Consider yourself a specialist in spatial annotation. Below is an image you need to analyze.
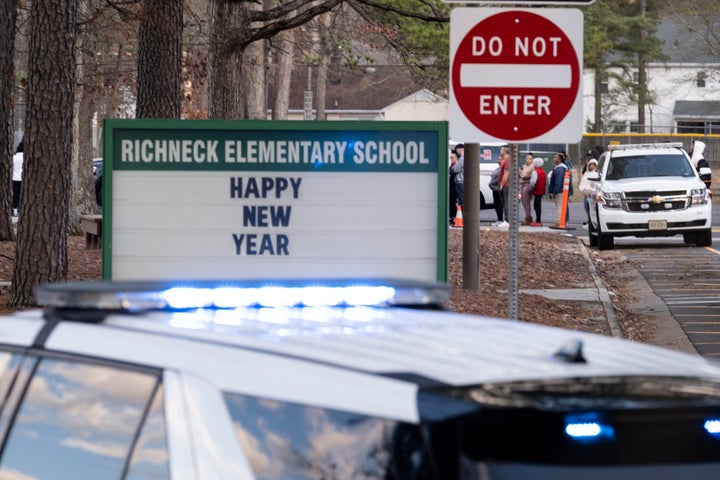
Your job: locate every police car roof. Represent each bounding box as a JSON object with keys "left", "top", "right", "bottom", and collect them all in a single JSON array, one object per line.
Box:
[{"left": 8, "top": 278, "right": 720, "bottom": 421}]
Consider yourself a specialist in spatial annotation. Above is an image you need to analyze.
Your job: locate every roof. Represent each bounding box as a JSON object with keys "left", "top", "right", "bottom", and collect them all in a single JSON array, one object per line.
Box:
[
  {"left": 657, "top": 15, "right": 720, "bottom": 64},
  {"left": 674, "top": 100, "right": 720, "bottom": 119},
  {"left": 10, "top": 302, "right": 720, "bottom": 421},
  {"left": 283, "top": 64, "right": 432, "bottom": 112}
]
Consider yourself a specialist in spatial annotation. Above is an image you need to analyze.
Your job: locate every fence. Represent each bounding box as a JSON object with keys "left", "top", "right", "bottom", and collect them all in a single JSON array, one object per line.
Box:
[
  {"left": 570, "top": 133, "right": 720, "bottom": 167},
  {"left": 566, "top": 133, "right": 720, "bottom": 198}
]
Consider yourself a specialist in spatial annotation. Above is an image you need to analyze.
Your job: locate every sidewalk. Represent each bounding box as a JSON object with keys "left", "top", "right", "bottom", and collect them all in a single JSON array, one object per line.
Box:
[{"left": 460, "top": 200, "right": 698, "bottom": 355}]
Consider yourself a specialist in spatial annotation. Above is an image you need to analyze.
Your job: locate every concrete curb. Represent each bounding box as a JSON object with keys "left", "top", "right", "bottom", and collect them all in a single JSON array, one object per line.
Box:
[{"left": 575, "top": 238, "right": 624, "bottom": 339}]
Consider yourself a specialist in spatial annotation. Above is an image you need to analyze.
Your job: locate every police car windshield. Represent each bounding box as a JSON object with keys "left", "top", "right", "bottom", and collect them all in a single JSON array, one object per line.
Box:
[{"left": 606, "top": 154, "right": 694, "bottom": 180}]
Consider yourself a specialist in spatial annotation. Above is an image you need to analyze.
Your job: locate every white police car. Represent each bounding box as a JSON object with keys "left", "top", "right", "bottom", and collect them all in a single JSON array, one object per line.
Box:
[
  {"left": 586, "top": 142, "right": 712, "bottom": 250},
  {"left": 1, "top": 278, "right": 720, "bottom": 479}
]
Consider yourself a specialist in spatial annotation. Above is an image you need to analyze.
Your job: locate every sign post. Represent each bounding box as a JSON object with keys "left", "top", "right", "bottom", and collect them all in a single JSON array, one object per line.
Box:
[{"left": 449, "top": 8, "right": 583, "bottom": 318}]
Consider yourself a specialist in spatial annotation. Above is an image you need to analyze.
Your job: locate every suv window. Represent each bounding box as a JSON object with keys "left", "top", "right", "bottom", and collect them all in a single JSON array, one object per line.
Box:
[
  {"left": 606, "top": 154, "right": 694, "bottom": 180},
  {"left": 0, "top": 357, "right": 166, "bottom": 480},
  {"left": 225, "top": 393, "right": 433, "bottom": 479}
]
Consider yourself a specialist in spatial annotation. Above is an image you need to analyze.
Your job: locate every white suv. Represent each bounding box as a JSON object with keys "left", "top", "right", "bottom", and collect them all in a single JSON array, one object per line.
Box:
[
  {"left": 0, "top": 278, "right": 719, "bottom": 478},
  {"left": 586, "top": 142, "right": 712, "bottom": 250}
]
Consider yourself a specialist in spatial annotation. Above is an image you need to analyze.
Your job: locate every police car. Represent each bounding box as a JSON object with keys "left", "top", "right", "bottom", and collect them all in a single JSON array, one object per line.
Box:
[
  {"left": 2, "top": 278, "right": 720, "bottom": 479},
  {"left": 586, "top": 142, "right": 712, "bottom": 250}
]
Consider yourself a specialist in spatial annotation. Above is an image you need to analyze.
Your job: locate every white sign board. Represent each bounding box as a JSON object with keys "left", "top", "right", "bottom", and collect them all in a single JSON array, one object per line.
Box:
[
  {"left": 103, "top": 120, "right": 448, "bottom": 282},
  {"left": 449, "top": 8, "right": 584, "bottom": 143}
]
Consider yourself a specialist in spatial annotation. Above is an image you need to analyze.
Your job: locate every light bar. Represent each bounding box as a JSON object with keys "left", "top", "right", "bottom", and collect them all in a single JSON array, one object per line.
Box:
[
  {"left": 565, "top": 422, "right": 602, "bottom": 438},
  {"left": 564, "top": 413, "right": 614, "bottom": 442},
  {"left": 35, "top": 279, "right": 451, "bottom": 315},
  {"left": 704, "top": 419, "right": 720, "bottom": 435},
  {"left": 608, "top": 142, "right": 683, "bottom": 151}
]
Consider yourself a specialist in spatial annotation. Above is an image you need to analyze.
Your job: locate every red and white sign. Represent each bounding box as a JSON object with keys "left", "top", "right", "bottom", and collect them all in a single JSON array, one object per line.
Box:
[{"left": 450, "top": 8, "right": 583, "bottom": 143}]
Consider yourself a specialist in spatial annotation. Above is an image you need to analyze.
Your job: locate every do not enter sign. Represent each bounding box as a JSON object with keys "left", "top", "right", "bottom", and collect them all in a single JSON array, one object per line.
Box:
[{"left": 449, "top": 8, "right": 583, "bottom": 143}]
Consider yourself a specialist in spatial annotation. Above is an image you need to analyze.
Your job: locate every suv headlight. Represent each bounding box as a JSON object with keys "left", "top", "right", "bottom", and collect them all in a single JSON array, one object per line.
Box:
[
  {"left": 600, "top": 191, "right": 623, "bottom": 208},
  {"left": 691, "top": 187, "right": 708, "bottom": 206}
]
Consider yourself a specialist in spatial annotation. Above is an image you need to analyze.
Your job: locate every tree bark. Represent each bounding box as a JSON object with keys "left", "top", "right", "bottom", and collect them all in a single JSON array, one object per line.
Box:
[
  {"left": 70, "top": 6, "right": 98, "bottom": 235},
  {"left": 314, "top": 12, "right": 332, "bottom": 121},
  {"left": 0, "top": 0, "right": 18, "bottom": 241},
  {"left": 0, "top": 0, "right": 17, "bottom": 242},
  {"left": 271, "top": 29, "right": 294, "bottom": 119},
  {"left": 206, "top": 0, "right": 343, "bottom": 120},
  {"left": 207, "top": 0, "right": 243, "bottom": 119},
  {"left": 136, "top": 0, "right": 182, "bottom": 118},
  {"left": 594, "top": 67, "right": 603, "bottom": 132},
  {"left": 10, "top": 0, "right": 78, "bottom": 307},
  {"left": 244, "top": 38, "right": 266, "bottom": 119}
]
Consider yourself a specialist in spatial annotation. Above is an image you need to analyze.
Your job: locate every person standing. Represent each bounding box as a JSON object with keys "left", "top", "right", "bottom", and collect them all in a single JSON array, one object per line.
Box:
[
  {"left": 560, "top": 151, "right": 573, "bottom": 223},
  {"left": 12, "top": 140, "right": 23, "bottom": 217},
  {"left": 449, "top": 151, "right": 458, "bottom": 224},
  {"left": 579, "top": 158, "right": 598, "bottom": 227},
  {"left": 691, "top": 140, "right": 712, "bottom": 195},
  {"left": 548, "top": 152, "right": 569, "bottom": 227},
  {"left": 519, "top": 153, "right": 535, "bottom": 225},
  {"left": 530, "top": 157, "right": 547, "bottom": 226},
  {"left": 489, "top": 157, "right": 504, "bottom": 225},
  {"left": 453, "top": 143, "right": 465, "bottom": 211},
  {"left": 497, "top": 147, "right": 510, "bottom": 227}
]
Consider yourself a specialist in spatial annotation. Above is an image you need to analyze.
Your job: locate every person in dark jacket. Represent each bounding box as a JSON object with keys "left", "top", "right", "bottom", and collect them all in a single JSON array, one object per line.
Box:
[{"left": 548, "top": 153, "right": 569, "bottom": 227}]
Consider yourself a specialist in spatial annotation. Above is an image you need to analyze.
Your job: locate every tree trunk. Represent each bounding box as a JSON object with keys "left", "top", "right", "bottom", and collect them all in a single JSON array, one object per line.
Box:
[
  {"left": 315, "top": 55, "right": 328, "bottom": 121},
  {"left": 244, "top": 39, "right": 266, "bottom": 119},
  {"left": 314, "top": 13, "right": 332, "bottom": 121},
  {"left": 10, "top": 0, "right": 78, "bottom": 307},
  {"left": 594, "top": 67, "right": 603, "bottom": 133},
  {"left": 69, "top": 11, "right": 98, "bottom": 235},
  {"left": 207, "top": 0, "right": 244, "bottom": 119},
  {"left": 136, "top": 0, "right": 183, "bottom": 118},
  {"left": 271, "top": 29, "right": 294, "bottom": 120},
  {"left": 637, "top": 0, "right": 647, "bottom": 133},
  {"left": 0, "top": 0, "right": 17, "bottom": 241}
]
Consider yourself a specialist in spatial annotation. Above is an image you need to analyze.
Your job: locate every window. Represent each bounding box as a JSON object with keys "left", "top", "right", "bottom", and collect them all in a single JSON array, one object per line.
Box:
[
  {"left": 601, "top": 81, "right": 609, "bottom": 94},
  {"left": 0, "top": 358, "right": 167, "bottom": 480},
  {"left": 697, "top": 72, "right": 707, "bottom": 88},
  {"left": 607, "top": 154, "right": 693, "bottom": 180},
  {"left": 224, "top": 393, "right": 433, "bottom": 479}
]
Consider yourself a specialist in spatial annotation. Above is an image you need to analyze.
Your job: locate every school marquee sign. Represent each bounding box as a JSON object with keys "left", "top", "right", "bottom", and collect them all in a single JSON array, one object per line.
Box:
[{"left": 102, "top": 119, "right": 448, "bottom": 282}]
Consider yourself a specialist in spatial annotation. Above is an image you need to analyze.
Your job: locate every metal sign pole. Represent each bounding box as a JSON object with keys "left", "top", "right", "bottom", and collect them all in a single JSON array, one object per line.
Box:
[
  {"left": 463, "top": 143, "right": 480, "bottom": 290},
  {"left": 507, "top": 144, "right": 519, "bottom": 320}
]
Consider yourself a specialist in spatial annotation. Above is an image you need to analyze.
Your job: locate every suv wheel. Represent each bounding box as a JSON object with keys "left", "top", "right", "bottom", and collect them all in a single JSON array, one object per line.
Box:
[
  {"left": 588, "top": 213, "right": 598, "bottom": 247},
  {"left": 695, "top": 229, "right": 713, "bottom": 247},
  {"left": 596, "top": 207, "right": 614, "bottom": 250}
]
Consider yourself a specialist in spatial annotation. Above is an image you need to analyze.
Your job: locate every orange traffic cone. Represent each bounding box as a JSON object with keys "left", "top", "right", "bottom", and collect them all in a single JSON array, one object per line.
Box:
[{"left": 454, "top": 205, "right": 464, "bottom": 227}]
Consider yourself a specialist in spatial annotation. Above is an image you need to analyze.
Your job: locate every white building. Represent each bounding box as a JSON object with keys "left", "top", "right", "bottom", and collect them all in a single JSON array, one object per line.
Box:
[{"left": 583, "top": 15, "right": 720, "bottom": 134}]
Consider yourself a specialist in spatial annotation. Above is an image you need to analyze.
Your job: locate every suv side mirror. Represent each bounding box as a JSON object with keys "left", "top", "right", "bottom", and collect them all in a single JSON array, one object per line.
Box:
[{"left": 586, "top": 171, "right": 600, "bottom": 181}]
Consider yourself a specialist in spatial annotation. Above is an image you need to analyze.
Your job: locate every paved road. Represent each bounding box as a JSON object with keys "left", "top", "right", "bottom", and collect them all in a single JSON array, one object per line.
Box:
[
  {"left": 477, "top": 199, "right": 720, "bottom": 358},
  {"left": 619, "top": 247, "right": 720, "bottom": 358},
  {"left": 478, "top": 199, "right": 720, "bottom": 248}
]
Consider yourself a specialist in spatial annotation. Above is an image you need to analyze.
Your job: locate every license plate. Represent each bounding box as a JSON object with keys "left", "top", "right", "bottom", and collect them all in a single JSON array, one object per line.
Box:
[{"left": 648, "top": 220, "right": 667, "bottom": 230}]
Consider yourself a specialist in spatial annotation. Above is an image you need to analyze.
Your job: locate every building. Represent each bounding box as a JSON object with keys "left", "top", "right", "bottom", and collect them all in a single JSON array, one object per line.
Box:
[{"left": 583, "top": 15, "right": 720, "bottom": 134}]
